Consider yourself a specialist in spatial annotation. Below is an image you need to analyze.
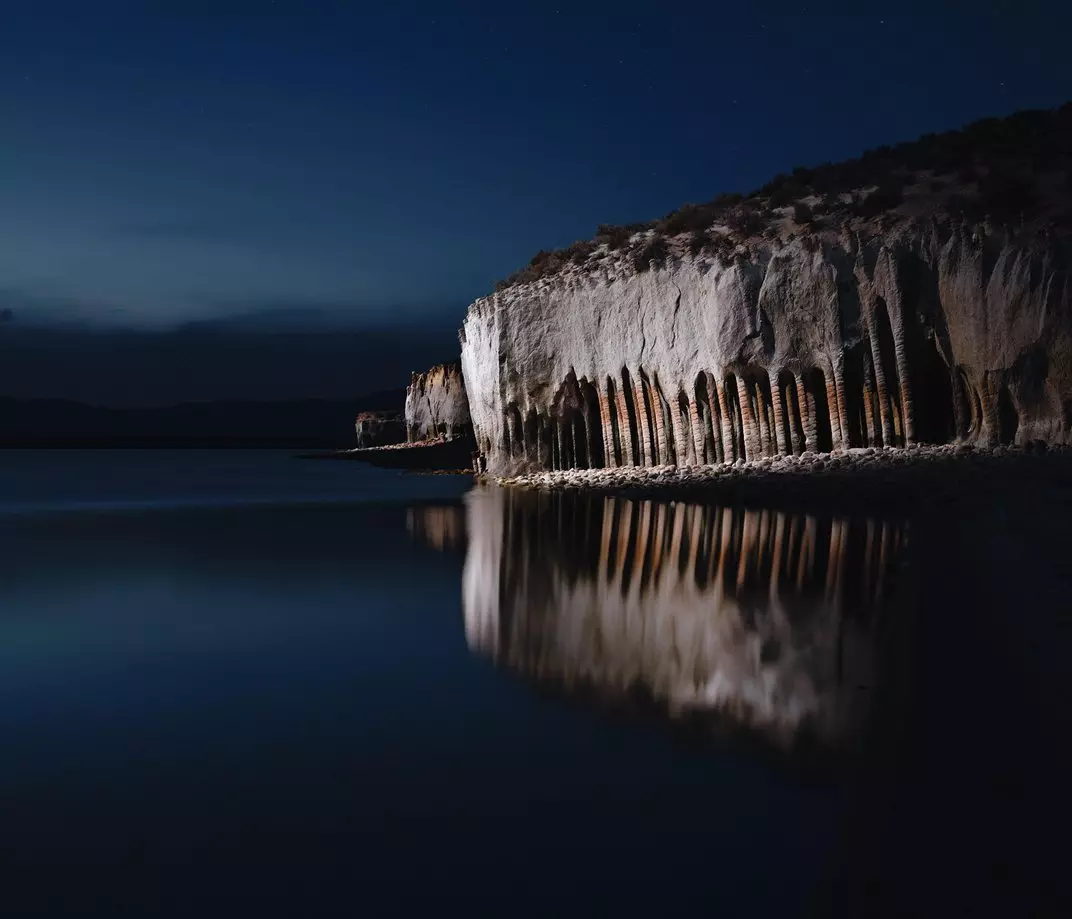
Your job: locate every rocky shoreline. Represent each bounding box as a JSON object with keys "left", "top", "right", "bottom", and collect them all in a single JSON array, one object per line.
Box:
[
  {"left": 484, "top": 443, "right": 1072, "bottom": 512},
  {"left": 306, "top": 434, "right": 474, "bottom": 471}
]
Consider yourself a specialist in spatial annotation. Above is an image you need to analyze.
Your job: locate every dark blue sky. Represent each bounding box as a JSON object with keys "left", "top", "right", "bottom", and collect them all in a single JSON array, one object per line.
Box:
[{"left": 1, "top": 0, "right": 1070, "bottom": 401}]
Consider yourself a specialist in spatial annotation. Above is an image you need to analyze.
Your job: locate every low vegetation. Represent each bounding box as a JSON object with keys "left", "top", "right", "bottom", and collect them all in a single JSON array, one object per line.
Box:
[{"left": 493, "top": 102, "right": 1072, "bottom": 292}]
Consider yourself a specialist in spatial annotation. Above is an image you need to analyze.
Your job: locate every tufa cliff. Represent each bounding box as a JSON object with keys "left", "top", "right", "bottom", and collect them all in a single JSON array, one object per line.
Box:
[
  {"left": 404, "top": 360, "right": 473, "bottom": 443},
  {"left": 461, "top": 105, "right": 1072, "bottom": 474},
  {"left": 354, "top": 410, "right": 405, "bottom": 448}
]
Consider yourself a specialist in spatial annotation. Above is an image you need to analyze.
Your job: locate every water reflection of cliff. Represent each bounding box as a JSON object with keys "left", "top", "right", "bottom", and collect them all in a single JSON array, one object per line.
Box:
[
  {"left": 406, "top": 504, "right": 467, "bottom": 553},
  {"left": 465, "top": 484, "right": 909, "bottom": 750},
  {"left": 412, "top": 486, "right": 907, "bottom": 750}
]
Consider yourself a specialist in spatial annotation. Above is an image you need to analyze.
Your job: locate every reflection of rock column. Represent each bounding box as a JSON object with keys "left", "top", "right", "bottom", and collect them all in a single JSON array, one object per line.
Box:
[
  {"left": 462, "top": 484, "right": 906, "bottom": 750},
  {"left": 406, "top": 505, "right": 468, "bottom": 552},
  {"left": 825, "top": 518, "right": 846, "bottom": 611},
  {"left": 615, "top": 499, "right": 635, "bottom": 591},
  {"left": 797, "top": 515, "right": 816, "bottom": 589},
  {"left": 600, "top": 495, "right": 617, "bottom": 579},
  {"left": 461, "top": 489, "right": 503, "bottom": 654},
  {"left": 872, "top": 520, "right": 893, "bottom": 606},
  {"left": 769, "top": 511, "right": 786, "bottom": 599}
]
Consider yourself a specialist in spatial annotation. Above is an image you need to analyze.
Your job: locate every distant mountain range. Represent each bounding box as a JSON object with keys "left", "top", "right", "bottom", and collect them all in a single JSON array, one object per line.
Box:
[{"left": 0, "top": 390, "right": 405, "bottom": 448}]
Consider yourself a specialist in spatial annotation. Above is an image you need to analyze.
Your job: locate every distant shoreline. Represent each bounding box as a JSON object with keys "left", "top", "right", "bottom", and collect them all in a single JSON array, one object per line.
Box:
[{"left": 0, "top": 437, "right": 355, "bottom": 449}]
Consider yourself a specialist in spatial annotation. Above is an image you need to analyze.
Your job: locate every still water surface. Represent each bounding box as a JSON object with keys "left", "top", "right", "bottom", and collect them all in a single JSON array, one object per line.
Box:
[{"left": 0, "top": 451, "right": 1063, "bottom": 916}]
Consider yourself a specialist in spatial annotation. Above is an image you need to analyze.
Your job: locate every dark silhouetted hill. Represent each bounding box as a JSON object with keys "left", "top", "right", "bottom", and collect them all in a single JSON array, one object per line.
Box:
[{"left": 0, "top": 390, "right": 405, "bottom": 448}]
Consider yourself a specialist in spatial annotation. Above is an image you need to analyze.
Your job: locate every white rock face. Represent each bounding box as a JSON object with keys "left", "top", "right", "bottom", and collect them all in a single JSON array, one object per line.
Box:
[
  {"left": 353, "top": 411, "right": 405, "bottom": 448},
  {"left": 461, "top": 226, "right": 1072, "bottom": 474},
  {"left": 403, "top": 360, "right": 473, "bottom": 442}
]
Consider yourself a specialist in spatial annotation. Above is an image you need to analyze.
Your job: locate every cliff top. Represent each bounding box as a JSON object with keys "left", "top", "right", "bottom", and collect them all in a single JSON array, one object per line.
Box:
[
  {"left": 355, "top": 410, "right": 402, "bottom": 422},
  {"left": 409, "top": 360, "right": 462, "bottom": 384},
  {"left": 493, "top": 102, "right": 1072, "bottom": 294}
]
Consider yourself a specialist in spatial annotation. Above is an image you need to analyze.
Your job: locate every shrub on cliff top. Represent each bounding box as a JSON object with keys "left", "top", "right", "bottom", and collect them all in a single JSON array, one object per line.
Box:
[
  {"left": 764, "top": 178, "right": 807, "bottom": 208},
  {"left": 977, "top": 168, "right": 1035, "bottom": 221},
  {"left": 494, "top": 103, "right": 1071, "bottom": 290},
  {"left": 595, "top": 222, "right": 646, "bottom": 250},
  {"left": 658, "top": 203, "right": 716, "bottom": 236},
  {"left": 564, "top": 239, "right": 597, "bottom": 265},
  {"left": 852, "top": 185, "right": 904, "bottom": 218},
  {"left": 724, "top": 206, "right": 765, "bottom": 236},
  {"left": 632, "top": 235, "right": 668, "bottom": 272}
]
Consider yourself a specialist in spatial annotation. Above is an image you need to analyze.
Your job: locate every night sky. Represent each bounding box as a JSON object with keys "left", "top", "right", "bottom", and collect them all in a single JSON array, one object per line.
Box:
[{"left": 2, "top": 0, "right": 1071, "bottom": 403}]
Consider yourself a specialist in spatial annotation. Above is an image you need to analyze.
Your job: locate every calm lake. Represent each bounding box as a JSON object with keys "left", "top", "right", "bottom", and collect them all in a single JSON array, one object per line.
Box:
[{"left": 0, "top": 450, "right": 1066, "bottom": 917}]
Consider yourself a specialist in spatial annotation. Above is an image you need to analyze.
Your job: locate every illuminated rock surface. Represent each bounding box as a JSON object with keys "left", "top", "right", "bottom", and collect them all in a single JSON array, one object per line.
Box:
[
  {"left": 461, "top": 108, "right": 1072, "bottom": 474},
  {"left": 354, "top": 410, "right": 405, "bottom": 448},
  {"left": 404, "top": 360, "right": 473, "bottom": 443}
]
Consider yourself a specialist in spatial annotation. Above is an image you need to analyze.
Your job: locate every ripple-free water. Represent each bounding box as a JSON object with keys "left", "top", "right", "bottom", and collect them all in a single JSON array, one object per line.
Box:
[{"left": 0, "top": 450, "right": 1064, "bottom": 917}]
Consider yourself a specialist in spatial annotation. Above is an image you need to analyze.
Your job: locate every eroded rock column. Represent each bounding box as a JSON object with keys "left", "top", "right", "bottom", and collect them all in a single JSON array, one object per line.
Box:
[
  {"left": 615, "top": 381, "right": 636, "bottom": 466},
  {"left": 753, "top": 382, "right": 772, "bottom": 457},
  {"left": 825, "top": 360, "right": 844, "bottom": 451},
  {"left": 598, "top": 383, "right": 618, "bottom": 467},
  {"left": 646, "top": 377, "right": 667, "bottom": 465},
  {"left": 868, "top": 330, "right": 895, "bottom": 447},
  {"left": 795, "top": 372, "right": 816, "bottom": 452},
  {"left": 689, "top": 396, "right": 707, "bottom": 465},
  {"left": 705, "top": 373, "right": 725, "bottom": 463},
  {"left": 669, "top": 392, "right": 688, "bottom": 466},
  {"left": 892, "top": 316, "right": 916, "bottom": 444},
  {"left": 770, "top": 372, "right": 786, "bottom": 456},
  {"left": 632, "top": 377, "right": 653, "bottom": 466}
]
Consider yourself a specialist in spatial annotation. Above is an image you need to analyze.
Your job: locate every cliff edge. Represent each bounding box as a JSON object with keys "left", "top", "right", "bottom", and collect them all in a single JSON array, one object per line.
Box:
[
  {"left": 461, "top": 105, "right": 1072, "bottom": 474},
  {"left": 404, "top": 360, "right": 473, "bottom": 443}
]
